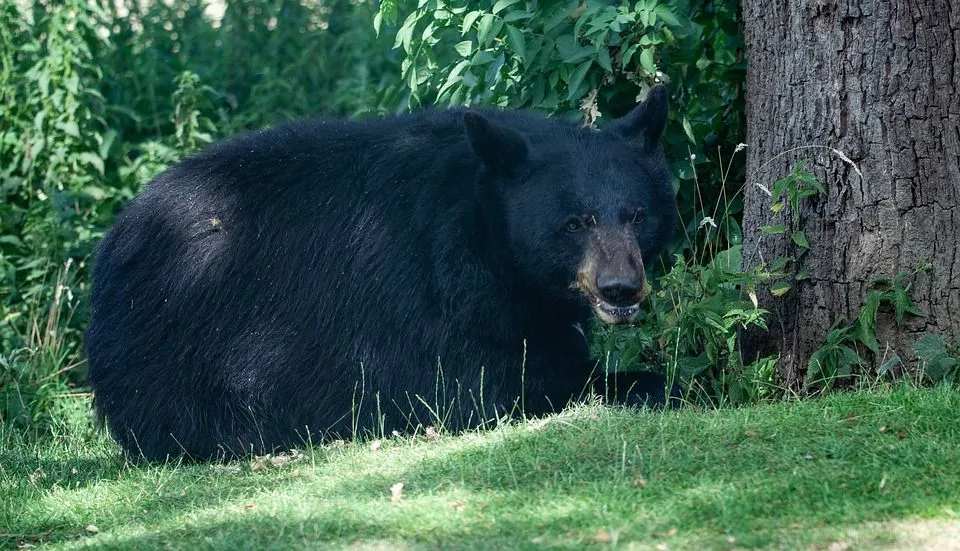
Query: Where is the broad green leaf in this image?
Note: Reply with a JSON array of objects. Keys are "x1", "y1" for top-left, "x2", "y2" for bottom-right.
[
  {"x1": 502, "y1": 10, "x2": 533, "y2": 23},
  {"x1": 877, "y1": 353, "x2": 903, "y2": 376},
  {"x1": 791, "y1": 230, "x2": 809, "y2": 248},
  {"x1": 77, "y1": 152, "x2": 105, "y2": 175},
  {"x1": 892, "y1": 285, "x2": 923, "y2": 324},
  {"x1": 711, "y1": 245, "x2": 742, "y2": 273},
  {"x1": 420, "y1": 22, "x2": 436, "y2": 42},
  {"x1": 395, "y1": 11, "x2": 419, "y2": 54},
  {"x1": 0, "y1": 235, "x2": 25, "y2": 247},
  {"x1": 566, "y1": 60, "x2": 592, "y2": 101},
  {"x1": 596, "y1": 47, "x2": 612, "y2": 72},
  {"x1": 81, "y1": 185, "x2": 107, "y2": 200},
  {"x1": 461, "y1": 70, "x2": 479, "y2": 88},
  {"x1": 505, "y1": 25, "x2": 525, "y2": 59},
  {"x1": 461, "y1": 11, "x2": 481, "y2": 35},
  {"x1": 620, "y1": 43, "x2": 640, "y2": 69},
  {"x1": 476, "y1": 14, "x2": 498, "y2": 47},
  {"x1": 437, "y1": 60, "x2": 470, "y2": 97},
  {"x1": 471, "y1": 50, "x2": 496, "y2": 65},
  {"x1": 681, "y1": 117, "x2": 695, "y2": 144},
  {"x1": 58, "y1": 121, "x2": 80, "y2": 138},
  {"x1": 914, "y1": 334, "x2": 959, "y2": 382},
  {"x1": 770, "y1": 282, "x2": 791, "y2": 297},
  {"x1": 639, "y1": 48, "x2": 656, "y2": 74},
  {"x1": 454, "y1": 40, "x2": 473, "y2": 57},
  {"x1": 492, "y1": 0, "x2": 520, "y2": 15},
  {"x1": 654, "y1": 5, "x2": 681, "y2": 26}
]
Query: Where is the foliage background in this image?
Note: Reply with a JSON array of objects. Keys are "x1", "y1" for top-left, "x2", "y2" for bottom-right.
[{"x1": 1, "y1": 0, "x2": 752, "y2": 430}]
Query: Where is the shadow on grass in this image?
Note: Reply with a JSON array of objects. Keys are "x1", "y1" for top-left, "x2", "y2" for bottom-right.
[{"x1": 5, "y1": 388, "x2": 960, "y2": 549}]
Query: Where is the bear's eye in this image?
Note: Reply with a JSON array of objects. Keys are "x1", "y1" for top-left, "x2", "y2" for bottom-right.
[
  {"x1": 631, "y1": 207, "x2": 646, "y2": 225},
  {"x1": 564, "y1": 216, "x2": 586, "y2": 233}
]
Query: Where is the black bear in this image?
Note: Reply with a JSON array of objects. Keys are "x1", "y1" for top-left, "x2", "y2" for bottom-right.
[{"x1": 86, "y1": 86, "x2": 676, "y2": 460}]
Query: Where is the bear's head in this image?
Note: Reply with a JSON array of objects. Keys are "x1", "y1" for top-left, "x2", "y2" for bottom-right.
[{"x1": 464, "y1": 86, "x2": 674, "y2": 325}]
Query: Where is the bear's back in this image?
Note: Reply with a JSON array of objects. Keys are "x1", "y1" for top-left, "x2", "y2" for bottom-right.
[{"x1": 85, "y1": 111, "x2": 524, "y2": 458}]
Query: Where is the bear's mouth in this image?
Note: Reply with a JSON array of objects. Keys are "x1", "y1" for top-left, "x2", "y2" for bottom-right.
[{"x1": 591, "y1": 298, "x2": 641, "y2": 325}]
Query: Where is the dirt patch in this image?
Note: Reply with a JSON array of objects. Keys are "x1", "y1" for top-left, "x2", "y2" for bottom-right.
[{"x1": 819, "y1": 519, "x2": 960, "y2": 550}]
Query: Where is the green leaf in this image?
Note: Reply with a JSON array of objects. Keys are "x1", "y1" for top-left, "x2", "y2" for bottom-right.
[
  {"x1": 791, "y1": 230, "x2": 809, "y2": 249},
  {"x1": 556, "y1": 35, "x2": 593, "y2": 64},
  {"x1": 395, "y1": 11, "x2": 419, "y2": 54},
  {"x1": 98, "y1": 129, "x2": 117, "y2": 159},
  {"x1": 770, "y1": 282, "x2": 791, "y2": 297},
  {"x1": 81, "y1": 185, "x2": 107, "y2": 200},
  {"x1": 0, "y1": 235, "x2": 25, "y2": 247},
  {"x1": 461, "y1": 11, "x2": 481, "y2": 35},
  {"x1": 471, "y1": 50, "x2": 496, "y2": 65},
  {"x1": 502, "y1": 10, "x2": 532, "y2": 23},
  {"x1": 760, "y1": 225, "x2": 786, "y2": 235},
  {"x1": 677, "y1": 353, "x2": 712, "y2": 378},
  {"x1": 914, "y1": 334, "x2": 959, "y2": 382},
  {"x1": 711, "y1": 245, "x2": 742, "y2": 273},
  {"x1": 639, "y1": 48, "x2": 656, "y2": 74},
  {"x1": 654, "y1": 5, "x2": 681, "y2": 26},
  {"x1": 596, "y1": 46, "x2": 612, "y2": 72},
  {"x1": 379, "y1": 0, "x2": 398, "y2": 27},
  {"x1": 566, "y1": 60, "x2": 592, "y2": 101},
  {"x1": 461, "y1": 70, "x2": 479, "y2": 88},
  {"x1": 420, "y1": 21, "x2": 436, "y2": 42},
  {"x1": 454, "y1": 40, "x2": 473, "y2": 57},
  {"x1": 620, "y1": 43, "x2": 640, "y2": 69},
  {"x1": 877, "y1": 353, "x2": 903, "y2": 376},
  {"x1": 476, "y1": 14, "x2": 498, "y2": 47},
  {"x1": 855, "y1": 290, "x2": 883, "y2": 354},
  {"x1": 58, "y1": 121, "x2": 80, "y2": 138},
  {"x1": 484, "y1": 53, "x2": 506, "y2": 86},
  {"x1": 437, "y1": 60, "x2": 470, "y2": 98},
  {"x1": 681, "y1": 117, "x2": 695, "y2": 144},
  {"x1": 77, "y1": 152, "x2": 105, "y2": 175},
  {"x1": 492, "y1": 0, "x2": 520, "y2": 15},
  {"x1": 505, "y1": 25, "x2": 525, "y2": 60},
  {"x1": 407, "y1": 63, "x2": 418, "y2": 92},
  {"x1": 892, "y1": 285, "x2": 923, "y2": 324}
]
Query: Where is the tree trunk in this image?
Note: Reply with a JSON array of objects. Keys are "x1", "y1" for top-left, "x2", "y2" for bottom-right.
[{"x1": 741, "y1": 0, "x2": 960, "y2": 387}]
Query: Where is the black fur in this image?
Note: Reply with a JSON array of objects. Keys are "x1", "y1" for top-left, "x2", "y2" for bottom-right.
[{"x1": 86, "y1": 90, "x2": 676, "y2": 460}]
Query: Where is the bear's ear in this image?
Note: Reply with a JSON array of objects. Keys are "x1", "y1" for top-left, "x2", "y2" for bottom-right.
[
  {"x1": 463, "y1": 112, "x2": 528, "y2": 173},
  {"x1": 610, "y1": 85, "x2": 668, "y2": 149}
]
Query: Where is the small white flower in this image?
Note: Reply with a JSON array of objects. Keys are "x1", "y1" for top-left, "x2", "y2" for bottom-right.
[
  {"x1": 689, "y1": 153, "x2": 697, "y2": 161},
  {"x1": 735, "y1": 143, "x2": 747, "y2": 153},
  {"x1": 698, "y1": 217, "x2": 717, "y2": 230}
]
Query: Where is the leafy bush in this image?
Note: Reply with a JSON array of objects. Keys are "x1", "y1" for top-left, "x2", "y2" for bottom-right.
[
  {"x1": 1, "y1": 0, "x2": 400, "y2": 427},
  {"x1": 378, "y1": 0, "x2": 745, "y2": 240}
]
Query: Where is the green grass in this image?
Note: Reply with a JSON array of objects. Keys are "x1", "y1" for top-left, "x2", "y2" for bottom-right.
[{"x1": 2, "y1": 386, "x2": 959, "y2": 550}]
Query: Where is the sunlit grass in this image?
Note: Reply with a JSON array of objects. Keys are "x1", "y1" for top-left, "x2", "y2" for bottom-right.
[{"x1": 2, "y1": 385, "x2": 959, "y2": 549}]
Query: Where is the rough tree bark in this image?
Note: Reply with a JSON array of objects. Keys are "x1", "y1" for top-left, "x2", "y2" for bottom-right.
[{"x1": 741, "y1": 0, "x2": 960, "y2": 386}]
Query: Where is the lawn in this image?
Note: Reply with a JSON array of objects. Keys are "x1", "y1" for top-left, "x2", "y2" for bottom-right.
[{"x1": 2, "y1": 386, "x2": 959, "y2": 549}]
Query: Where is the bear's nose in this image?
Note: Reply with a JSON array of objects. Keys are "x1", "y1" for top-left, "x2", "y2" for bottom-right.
[{"x1": 596, "y1": 274, "x2": 643, "y2": 306}]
